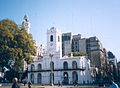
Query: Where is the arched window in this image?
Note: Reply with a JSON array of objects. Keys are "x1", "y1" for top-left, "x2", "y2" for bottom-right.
[
  {"x1": 58, "y1": 36, "x2": 60, "y2": 42},
  {"x1": 38, "y1": 64, "x2": 42, "y2": 71},
  {"x1": 30, "y1": 73, "x2": 34, "y2": 83},
  {"x1": 63, "y1": 61, "x2": 68, "y2": 69},
  {"x1": 50, "y1": 61, "x2": 54, "y2": 70},
  {"x1": 37, "y1": 73, "x2": 42, "y2": 84},
  {"x1": 50, "y1": 35, "x2": 53, "y2": 42},
  {"x1": 72, "y1": 71, "x2": 78, "y2": 83},
  {"x1": 31, "y1": 64, "x2": 35, "y2": 71},
  {"x1": 63, "y1": 72, "x2": 69, "y2": 84},
  {"x1": 72, "y1": 61, "x2": 77, "y2": 69}
]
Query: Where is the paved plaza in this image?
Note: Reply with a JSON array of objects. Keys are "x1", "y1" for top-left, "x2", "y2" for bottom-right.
[
  {"x1": 0, "y1": 83, "x2": 104, "y2": 88},
  {"x1": 0, "y1": 86, "x2": 103, "y2": 88}
]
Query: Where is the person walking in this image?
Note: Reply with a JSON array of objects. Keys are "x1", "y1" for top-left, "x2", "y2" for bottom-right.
[
  {"x1": 11, "y1": 77, "x2": 20, "y2": 88},
  {"x1": 109, "y1": 78, "x2": 119, "y2": 88}
]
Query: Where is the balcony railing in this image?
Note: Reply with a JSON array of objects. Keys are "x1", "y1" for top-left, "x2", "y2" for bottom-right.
[{"x1": 28, "y1": 67, "x2": 86, "y2": 73}]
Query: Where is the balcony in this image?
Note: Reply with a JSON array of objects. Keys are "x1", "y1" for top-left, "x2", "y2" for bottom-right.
[{"x1": 28, "y1": 67, "x2": 86, "y2": 73}]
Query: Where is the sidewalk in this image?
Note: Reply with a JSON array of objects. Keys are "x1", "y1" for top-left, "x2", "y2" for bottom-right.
[
  {"x1": 0, "y1": 83, "x2": 105, "y2": 88},
  {"x1": 30, "y1": 85, "x2": 102, "y2": 88}
]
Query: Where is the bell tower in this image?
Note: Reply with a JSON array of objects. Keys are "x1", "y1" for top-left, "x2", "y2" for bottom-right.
[
  {"x1": 22, "y1": 15, "x2": 30, "y2": 33},
  {"x1": 47, "y1": 27, "x2": 62, "y2": 55}
]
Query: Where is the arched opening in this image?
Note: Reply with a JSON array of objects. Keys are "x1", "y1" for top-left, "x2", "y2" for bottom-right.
[
  {"x1": 50, "y1": 35, "x2": 53, "y2": 42},
  {"x1": 72, "y1": 61, "x2": 77, "y2": 69},
  {"x1": 37, "y1": 73, "x2": 42, "y2": 84},
  {"x1": 38, "y1": 64, "x2": 42, "y2": 71},
  {"x1": 50, "y1": 61, "x2": 54, "y2": 70},
  {"x1": 63, "y1": 72, "x2": 69, "y2": 85},
  {"x1": 50, "y1": 61, "x2": 54, "y2": 85},
  {"x1": 63, "y1": 61, "x2": 68, "y2": 70},
  {"x1": 30, "y1": 73, "x2": 34, "y2": 83},
  {"x1": 31, "y1": 64, "x2": 35, "y2": 71},
  {"x1": 72, "y1": 71, "x2": 78, "y2": 84},
  {"x1": 50, "y1": 73, "x2": 54, "y2": 85}
]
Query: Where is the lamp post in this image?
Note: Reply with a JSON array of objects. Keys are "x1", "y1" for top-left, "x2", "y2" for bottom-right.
[{"x1": 49, "y1": 53, "x2": 54, "y2": 86}]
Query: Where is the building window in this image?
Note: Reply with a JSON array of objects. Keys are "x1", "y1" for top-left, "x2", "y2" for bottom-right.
[
  {"x1": 58, "y1": 36, "x2": 60, "y2": 42},
  {"x1": 63, "y1": 61, "x2": 68, "y2": 69},
  {"x1": 38, "y1": 64, "x2": 42, "y2": 71},
  {"x1": 50, "y1": 35, "x2": 53, "y2": 42},
  {"x1": 37, "y1": 73, "x2": 42, "y2": 84},
  {"x1": 72, "y1": 71, "x2": 78, "y2": 83},
  {"x1": 31, "y1": 64, "x2": 35, "y2": 71},
  {"x1": 72, "y1": 61, "x2": 77, "y2": 69}
]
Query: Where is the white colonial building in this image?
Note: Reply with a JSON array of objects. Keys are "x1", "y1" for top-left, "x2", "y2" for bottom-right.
[{"x1": 28, "y1": 27, "x2": 92, "y2": 85}]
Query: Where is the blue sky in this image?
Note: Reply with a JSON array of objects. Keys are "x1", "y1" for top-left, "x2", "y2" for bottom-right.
[{"x1": 0, "y1": 0, "x2": 120, "y2": 61}]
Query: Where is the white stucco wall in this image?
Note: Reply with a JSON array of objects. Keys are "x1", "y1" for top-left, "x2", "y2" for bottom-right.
[{"x1": 28, "y1": 55, "x2": 92, "y2": 84}]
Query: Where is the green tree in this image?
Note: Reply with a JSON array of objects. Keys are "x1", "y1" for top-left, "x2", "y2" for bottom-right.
[{"x1": 0, "y1": 19, "x2": 36, "y2": 81}]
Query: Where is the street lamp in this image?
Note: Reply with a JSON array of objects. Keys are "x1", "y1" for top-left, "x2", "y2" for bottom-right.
[{"x1": 49, "y1": 53, "x2": 54, "y2": 86}]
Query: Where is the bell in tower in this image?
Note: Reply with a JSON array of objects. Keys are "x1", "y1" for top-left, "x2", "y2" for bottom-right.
[{"x1": 22, "y1": 15, "x2": 30, "y2": 33}]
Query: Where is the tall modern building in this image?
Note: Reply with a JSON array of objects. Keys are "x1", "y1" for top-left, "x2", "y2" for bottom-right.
[
  {"x1": 72, "y1": 35, "x2": 86, "y2": 54},
  {"x1": 86, "y1": 37, "x2": 106, "y2": 68},
  {"x1": 78, "y1": 38, "x2": 86, "y2": 54},
  {"x1": 62, "y1": 33, "x2": 86, "y2": 56},
  {"x1": 62, "y1": 34, "x2": 106, "y2": 68},
  {"x1": 62, "y1": 32, "x2": 72, "y2": 56},
  {"x1": 107, "y1": 51, "x2": 117, "y2": 67},
  {"x1": 72, "y1": 34, "x2": 81, "y2": 52}
]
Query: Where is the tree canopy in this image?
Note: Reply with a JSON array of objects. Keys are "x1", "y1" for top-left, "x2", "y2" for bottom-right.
[{"x1": 0, "y1": 19, "x2": 36, "y2": 78}]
